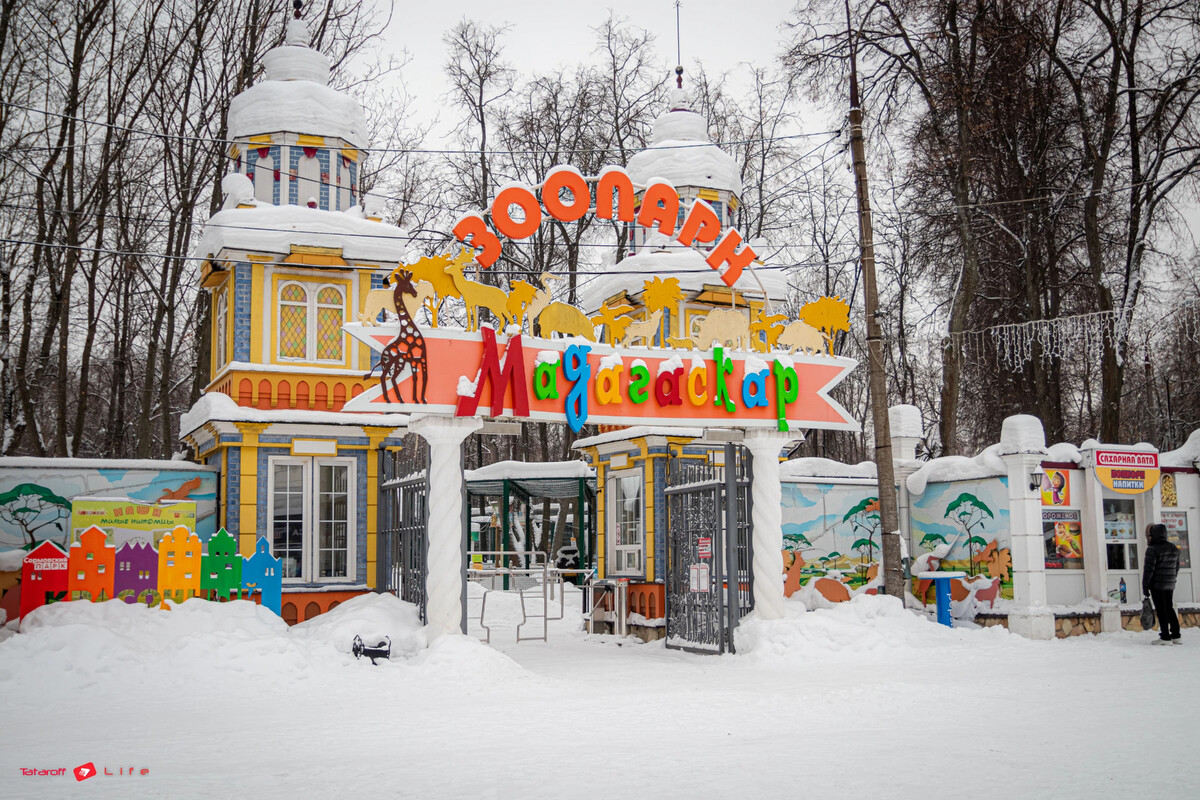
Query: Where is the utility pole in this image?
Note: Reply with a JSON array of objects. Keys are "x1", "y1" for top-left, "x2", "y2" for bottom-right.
[{"x1": 846, "y1": 8, "x2": 903, "y2": 598}]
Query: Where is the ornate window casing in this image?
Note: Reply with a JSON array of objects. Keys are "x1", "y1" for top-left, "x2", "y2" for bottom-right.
[
  {"x1": 607, "y1": 467, "x2": 645, "y2": 576},
  {"x1": 214, "y1": 287, "x2": 229, "y2": 370},
  {"x1": 277, "y1": 280, "x2": 345, "y2": 363},
  {"x1": 267, "y1": 455, "x2": 356, "y2": 583}
]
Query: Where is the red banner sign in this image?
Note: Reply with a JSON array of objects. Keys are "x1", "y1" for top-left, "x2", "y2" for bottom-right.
[{"x1": 344, "y1": 325, "x2": 858, "y2": 433}]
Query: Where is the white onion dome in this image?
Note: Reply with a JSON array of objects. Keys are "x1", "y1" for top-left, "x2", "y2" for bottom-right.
[
  {"x1": 625, "y1": 86, "x2": 742, "y2": 196},
  {"x1": 227, "y1": 16, "x2": 367, "y2": 147}
]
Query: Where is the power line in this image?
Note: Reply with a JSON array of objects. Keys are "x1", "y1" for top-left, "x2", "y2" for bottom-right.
[
  {"x1": 0, "y1": 201, "x2": 862, "y2": 252},
  {"x1": 0, "y1": 100, "x2": 841, "y2": 157},
  {"x1": 0, "y1": 235, "x2": 851, "y2": 276}
]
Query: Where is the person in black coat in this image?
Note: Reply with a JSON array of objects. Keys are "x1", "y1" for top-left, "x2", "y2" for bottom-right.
[{"x1": 1143, "y1": 523, "x2": 1181, "y2": 644}]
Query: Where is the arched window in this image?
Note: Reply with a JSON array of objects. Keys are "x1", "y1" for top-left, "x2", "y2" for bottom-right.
[
  {"x1": 316, "y1": 286, "x2": 344, "y2": 361},
  {"x1": 279, "y1": 282, "x2": 309, "y2": 359},
  {"x1": 278, "y1": 281, "x2": 345, "y2": 363},
  {"x1": 214, "y1": 288, "x2": 228, "y2": 369}
]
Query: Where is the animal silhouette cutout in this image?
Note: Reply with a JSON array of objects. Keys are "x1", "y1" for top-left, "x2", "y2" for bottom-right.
[
  {"x1": 359, "y1": 273, "x2": 435, "y2": 325},
  {"x1": 777, "y1": 320, "x2": 825, "y2": 355},
  {"x1": 444, "y1": 254, "x2": 513, "y2": 332},
  {"x1": 618, "y1": 308, "x2": 664, "y2": 347},
  {"x1": 524, "y1": 273, "x2": 558, "y2": 335},
  {"x1": 369, "y1": 270, "x2": 427, "y2": 403},
  {"x1": 691, "y1": 308, "x2": 751, "y2": 350}
]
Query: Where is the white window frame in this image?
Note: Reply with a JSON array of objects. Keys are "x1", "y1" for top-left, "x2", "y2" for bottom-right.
[
  {"x1": 214, "y1": 287, "x2": 228, "y2": 370},
  {"x1": 276, "y1": 280, "x2": 346, "y2": 364},
  {"x1": 607, "y1": 467, "x2": 645, "y2": 577},
  {"x1": 267, "y1": 455, "x2": 357, "y2": 584}
]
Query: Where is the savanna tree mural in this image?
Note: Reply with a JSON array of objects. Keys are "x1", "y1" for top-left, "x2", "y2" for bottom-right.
[
  {"x1": 844, "y1": 497, "x2": 881, "y2": 564},
  {"x1": 944, "y1": 493, "x2": 995, "y2": 576},
  {"x1": 0, "y1": 484, "x2": 72, "y2": 547}
]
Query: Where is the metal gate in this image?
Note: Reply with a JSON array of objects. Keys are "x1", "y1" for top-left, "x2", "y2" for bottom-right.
[
  {"x1": 665, "y1": 444, "x2": 752, "y2": 654},
  {"x1": 378, "y1": 434, "x2": 429, "y2": 622}
]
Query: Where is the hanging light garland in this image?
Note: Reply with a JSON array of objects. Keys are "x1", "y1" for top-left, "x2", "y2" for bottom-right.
[{"x1": 948, "y1": 309, "x2": 1118, "y2": 372}]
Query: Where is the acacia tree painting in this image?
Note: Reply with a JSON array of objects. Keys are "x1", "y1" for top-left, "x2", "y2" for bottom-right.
[
  {"x1": 844, "y1": 497, "x2": 881, "y2": 564},
  {"x1": 0, "y1": 484, "x2": 72, "y2": 547},
  {"x1": 944, "y1": 493, "x2": 995, "y2": 576},
  {"x1": 918, "y1": 533, "x2": 948, "y2": 551}
]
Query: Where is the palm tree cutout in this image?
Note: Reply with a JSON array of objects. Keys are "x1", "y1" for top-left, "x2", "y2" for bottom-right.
[
  {"x1": 844, "y1": 496, "x2": 881, "y2": 564},
  {"x1": 799, "y1": 295, "x2": 851, "y2": 355},
  {"x1": 590, "y1": 300, "x2": 634, "y2": 345},
  {"x1": 944, "y1": 493, "x2": 995, "y2": 576},
  {"x1": 641, "y1": 277, "x2": 684, "y2": 345}
]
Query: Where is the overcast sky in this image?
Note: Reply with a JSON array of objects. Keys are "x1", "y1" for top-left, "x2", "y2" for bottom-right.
[{"x1": 372, "y1": 0, "x2": 805, "y2": 142}]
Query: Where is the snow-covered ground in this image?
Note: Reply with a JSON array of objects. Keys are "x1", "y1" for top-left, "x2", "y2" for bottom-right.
[{"x1": 1, "y1": 588, "x2": 1196, "y2": 799}]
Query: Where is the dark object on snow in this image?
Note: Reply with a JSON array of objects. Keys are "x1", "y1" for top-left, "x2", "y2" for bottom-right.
[
  {"x1": 1143, "y1": 524, "x2": 1180, "y2": 592},
  {"x1": 352, "y1": 635, "x2": 391, "y2": 665},
  {"x1": 1140, "y1": 597, "x2": 1156, "y2": 631},
  {"x1": 555, "y1": 545, "x2": 580, "y2": 571}
]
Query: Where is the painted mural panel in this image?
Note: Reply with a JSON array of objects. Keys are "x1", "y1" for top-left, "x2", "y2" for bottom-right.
[
  {"x1": 780, "y1": 481, "x2": 882, "y2": 602},
  {"x1": 910, "y1": 478, "x2": 1013, "y2": 600},
  {"x1": 0, "y1": 461, "x2": 217, "y2": 559}
]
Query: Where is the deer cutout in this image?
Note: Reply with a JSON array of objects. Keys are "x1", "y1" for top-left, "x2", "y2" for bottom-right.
[
  {"x1": 358, "y1": 274, "x2": 435, "y2": 326},
  {"x1": 444, "y1": 254, "x2": 514, "y2": 333},
  {"x1": 366, "y1": 270, "x2": 427, "y2": 403},
  {"x1": 617, "y1": 308, "x2": 664, "y2": 348}
]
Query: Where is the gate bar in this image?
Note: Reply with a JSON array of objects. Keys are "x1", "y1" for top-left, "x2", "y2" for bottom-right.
[{"x1": 724, "y1": 443, "x2": 740, "y2": 652}]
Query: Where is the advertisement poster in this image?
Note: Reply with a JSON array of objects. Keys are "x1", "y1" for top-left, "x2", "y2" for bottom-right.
[
  {"x1": 1103, "y1": 498, "x2": 1137, "y2": 541},
  {"x1": 1162, "y1": 511, "x2": 1191, "y2": 569},
  {"x1": 70, "y1": 499, "x2": 197, "y2": 548},
  {"x1": 1043, "y1": 509, "x2": 1084, "y2": 569},
  {"x1": 1040, "y1": 469, "x2": 1071, "y2": 506},
  {"x1": 1093, "y1": 449, "x2": 1160, "y2": 495}
]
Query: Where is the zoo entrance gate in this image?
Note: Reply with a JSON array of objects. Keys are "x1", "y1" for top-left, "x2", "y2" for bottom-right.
[{"x1": 378, "y1": 438, "x2": 752, "y2": 650}]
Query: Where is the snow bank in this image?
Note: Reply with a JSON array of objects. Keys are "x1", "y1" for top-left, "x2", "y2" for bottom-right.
[
  {"x1": 289, "y1": 592, "x2": 424, "y2": 657},
  {"x1": 1161, "y1": 429, "x2": 1200, "y2": 468},
  {"x1": 0, "y1": 595, "x2": 526, "y2": 687},
  {"x1": 735, "y1": 594, "x2": 1012, "y2": 663},
  {"x1": 0, "y1": 548, "x2": 28, "y2": 571},
  {"x1": 906, "y1": 443, "x2": 1007, "y2": 495}
]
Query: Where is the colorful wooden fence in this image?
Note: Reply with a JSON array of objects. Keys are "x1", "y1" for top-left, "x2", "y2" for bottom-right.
[{"x1": 18, "y1": 525, "x2": 282, "y2": 623}]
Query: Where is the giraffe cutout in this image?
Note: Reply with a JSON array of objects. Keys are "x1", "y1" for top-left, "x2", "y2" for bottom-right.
[{"x1": 367, "y1": 269, "x2": 427, "y2": 403}]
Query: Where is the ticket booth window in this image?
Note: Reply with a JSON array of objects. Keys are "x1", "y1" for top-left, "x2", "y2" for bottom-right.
[{"x1": 1103, "y1": 497, "x2": 1138, "y2": 571}]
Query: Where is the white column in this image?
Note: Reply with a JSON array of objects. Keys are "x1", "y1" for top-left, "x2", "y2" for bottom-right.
[
  {"x1": 1001, "y1": 446, "x2": 1056, "y2": 640},
  {"x1": 743, "y1": 430, "x2": 798, "y2": 620},
  {"x1": 410, "y1": 415, "x2": 482, "y2": 639}
]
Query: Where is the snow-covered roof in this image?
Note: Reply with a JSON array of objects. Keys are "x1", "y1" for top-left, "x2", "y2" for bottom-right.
[
  {"x1": 779, "y1": 458, "x2": 877, "y2": 480},
  {"x1": 228, "y1": 81, "x2": 366, "y2": 146},
  {"x1": 0, "y1": 457, "x2": 212, "y2": 472},
  {"x1": 573, "y1": 426, "x2": 703, "y2": 449},
  {"x1": 577, "y1": 248, "x2": 790, "y2": 312},
  {"x1": 1044, "y1": 442, "x2": 1083, "y2": 465},
  {"x1": 1161, "y1": 430, "x2": 1200, "y2": 468},
  {"x1": 179, "y1": 392, "x2": 408, "y2": 437},
  {"x1": 465, "y1": 460, "x2": 594, "y2": 482},
  {"x1": 195, "y1": 204, "x2": 413, "y2": 264},
  {"x1": 626, "y1": 88, "x2": 741, "y2": 195},
  {"x1": 226, "y1": 16, "x2": 367, "y2": 146}
]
